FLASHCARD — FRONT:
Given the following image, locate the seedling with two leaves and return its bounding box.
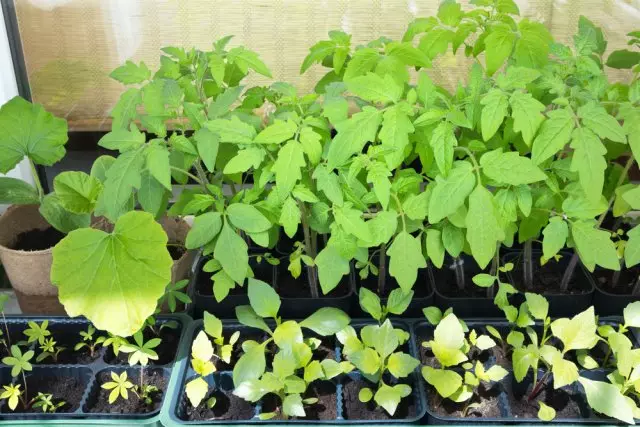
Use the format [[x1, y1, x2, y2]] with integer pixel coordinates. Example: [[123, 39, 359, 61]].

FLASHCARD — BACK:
[[337, 319, 420, 416], [231, 279, 351, 418], [358, 287, 414, 324], [185, 311, 240, 408], [421, 312, 508, 416]]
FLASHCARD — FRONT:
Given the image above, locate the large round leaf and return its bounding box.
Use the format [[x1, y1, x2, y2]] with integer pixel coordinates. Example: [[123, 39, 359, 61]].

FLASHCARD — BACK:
[[51, 211, 172, 336]]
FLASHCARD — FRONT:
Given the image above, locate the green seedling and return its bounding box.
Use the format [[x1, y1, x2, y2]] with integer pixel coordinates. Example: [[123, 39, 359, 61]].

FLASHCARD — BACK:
[[337, 319, 420, 416], [102, 333, 129, 357], [23, 321, 51, 346], [421, 313, 508, 416], [1, 345, 33, 410], [358, 287, 414, 323], [160, 279, 192, 313], [32, 392, 66, 413], [102, 371, 134, 404], [0, 384, 22, 411], [74, 325, 104, 358], [120, 331, 161, 404], [36, 337, 65, 363]]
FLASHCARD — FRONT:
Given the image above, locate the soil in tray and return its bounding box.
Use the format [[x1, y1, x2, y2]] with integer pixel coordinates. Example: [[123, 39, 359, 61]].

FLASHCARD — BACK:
[[10, 227, 65, 251], [261, 381, 337, 420], [104, 327, 180, 366], [184, 388, 255, 421], [40, 325, 102, 365], [427, 382, 502, 418], [0, 375, 85, 413], [509, 257, 587, 295], [433, 259, 495, 298], [342, 377, 417, 420], [507, 381, 584, 420], [595, 266, 640, 295], [214, 330, 266, 371], [275, 264, 349, 298], [88, 370, 166, 414], [167, 243, 186, 260]]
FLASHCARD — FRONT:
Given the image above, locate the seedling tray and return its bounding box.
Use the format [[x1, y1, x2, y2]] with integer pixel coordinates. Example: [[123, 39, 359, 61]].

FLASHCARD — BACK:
[[0, 314, 190, 426], [162, 319, 426, 425]]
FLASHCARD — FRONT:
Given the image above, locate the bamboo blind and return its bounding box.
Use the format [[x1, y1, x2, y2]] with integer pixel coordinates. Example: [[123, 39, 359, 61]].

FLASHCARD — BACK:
[[12, 0, 640, 132]]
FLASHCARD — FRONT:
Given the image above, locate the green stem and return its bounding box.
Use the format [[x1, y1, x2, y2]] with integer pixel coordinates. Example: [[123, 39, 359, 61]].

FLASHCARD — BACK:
[[299, 202, 319, 299], [378, 244, 387, 296], [29, 159, 44, 202], [170, 167, 204, 186], [391, 193, 406, 231], [454, 146, 482, 186]]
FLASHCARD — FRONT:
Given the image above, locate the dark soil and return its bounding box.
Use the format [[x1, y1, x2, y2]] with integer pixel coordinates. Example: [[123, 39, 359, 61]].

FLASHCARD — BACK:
[[214, 330, 265, 371], [595, 267, 640, 295], [196, 258, 272, 296], [342, 378, 416, 420], [314, 336, 336, 362], [10, 227, 65, 251], [39, 325, 101, 365], [427, 383, 502, 418], [88, 370, 166, 414], [184, 388, 255, 421], [167, 244, 186, 260], [275, 264, 349, 298], [103, 327, 180, 366], [510, 258, 587, 295], [507, 379, 585, 420], [433, 257, 495, 298], [261, 381, 337, 420], [0, 375, 85, 413]]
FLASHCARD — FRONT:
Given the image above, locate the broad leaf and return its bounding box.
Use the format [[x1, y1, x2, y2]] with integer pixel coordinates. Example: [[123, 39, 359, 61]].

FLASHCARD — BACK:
[[387, 231, 427, 292], [466, 186, 504, 269]]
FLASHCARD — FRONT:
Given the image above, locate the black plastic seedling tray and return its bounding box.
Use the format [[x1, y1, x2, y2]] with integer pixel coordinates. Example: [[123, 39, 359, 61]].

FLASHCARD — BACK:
[[162, 319, 426, 425], [0, 314, 190, 426]]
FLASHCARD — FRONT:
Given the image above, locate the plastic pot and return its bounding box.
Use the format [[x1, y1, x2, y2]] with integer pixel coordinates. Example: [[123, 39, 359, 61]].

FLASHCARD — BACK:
[[162, 319, 426, 425], [192, 258, 355, 320], [432, 255, 503, 317], [591, 267, 640, 316], [0, 314, 190, 426], [503, 251, 595, 318]]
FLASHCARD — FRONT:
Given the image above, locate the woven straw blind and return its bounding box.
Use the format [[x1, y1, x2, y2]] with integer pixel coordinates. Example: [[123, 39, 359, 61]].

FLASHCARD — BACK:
[[13, 0, 640, 132]]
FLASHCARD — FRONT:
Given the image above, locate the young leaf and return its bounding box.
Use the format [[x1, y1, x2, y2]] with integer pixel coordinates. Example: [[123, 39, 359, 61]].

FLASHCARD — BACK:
[[51, 211, 172, 336], [570, 128, 607, 202], [254, 120, 297, 145], [227, 203, 271, 233], [273, 141, 305, 200], [466, 186, 504, 269], [531, 109, 574, 165], [570, 221, 619, 272], [387, 231, 427, 292], [214, 221, 249, 284], [509, 91, 545, 145], [359, 288, 383, 321], [484, 26, 515, 76], [346, 73, 402, 104], [480, 89, 509, 141], [327, 107, 382, 169], [247, 278, 280, 319], [578, 377, 635, 424], [186, 212, 222, 249], [53, 171, 103, 214], [538, 401, 556, 421], [315, 246, 350, 295], [387, 289, 414, 315], [430, 121, 456, 176], [422, 366, 462, 398], [542, 217, 568, 260], [110, 60, 150, 84], [300, 307, 350, 336], [479, 149, 546, 186], [428, 161, 476, 223]]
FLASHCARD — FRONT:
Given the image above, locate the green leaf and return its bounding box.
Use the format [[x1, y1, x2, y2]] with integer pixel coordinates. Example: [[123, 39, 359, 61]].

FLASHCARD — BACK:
[[607, 49, 640, 69], [203, 311, 223, 339], [387, 352, 420, 378], [343, 48, 380, 80], [359, 387, 373, 403], [227, 203, 271, 233], [542, 217, 568, 259], [194, 128, 220, 173], [279, 197, 300, 238], [570, 128, 607, 203], [299, 127, 322, 165], [300, 307, 350, 336], [350, 347, 381, 374], [570, 221, 619, 271], [186, 377, 209, 408], [39, 194, 90, 233], [53, 171, 103, 214], [578, 102, 626, 143], [574, 16, 606, 56], [480, 149, 546, 185], [0, 177, 38, 204], [110, 60, 150, 84], [430, 121, 457, 176], [315, 246, 350, 295], [578, 377, 635, 424], [235, 305, 271, 333], [625, 226, 640, 268], [0, 97, 68, 173], [51, 211, 172, 336], [466, 186, 504, 269], [223, 146, 265, 175], [301, 40, 337, 73], [145, 144, 171, 190], [334, 205, 371, 242], [273, 321, 303, 349], [623, 301, 640, 328], [509, 91, 545, 145], [98, 148, 144, 221], [485, 26, 515, 76], [346, 73, 402, 104], [313, 166, 343, 206], [283, 393, 305, 417], [472, 274, 495, 288], [273, 141, 305, 200], [374, 384, 410, 416], [525, 292, 548, 320], [480, 89, 509, 141], [327, 107, 382, 169], [205, 116, 257, 144], [186, 212, 222, 249], [429, 161, 476, 223], [403, 192, 429, 221], [422, 366, 462, 398], [214, 221, 249, 284], [496, 67, 540, 91], [247, 278, 280, 319], [111, 89, 141, 130], [254, 119, 297, 145], [419, 28, 454, 59], [359, 288, 382, 321], [227, 46, 272, 77], [551, 307, 598, 352], [387, 231, 427, 292], [531, 109, 575, 165], [426, 229, 445, 268], [379, 105, 414, 169], [367, 162, 391, 210], [514, 20, 552, 69], [387, 289, 414, 315], [388, 42, 431, 67], [538, 401, 556, 421], [233, 342, 267, 387]]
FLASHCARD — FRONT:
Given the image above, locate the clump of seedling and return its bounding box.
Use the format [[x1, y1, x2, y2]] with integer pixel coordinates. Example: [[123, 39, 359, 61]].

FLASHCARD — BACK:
[[421, 312, 508, 416], [74, 325, 104, 358], [119, 331, 162, 404], [337, 319, 420, 416], [32, 392, 66, 413], [0, 345, 33, 410], [23, 321, 51, 346], [36, 338, 65, 363]]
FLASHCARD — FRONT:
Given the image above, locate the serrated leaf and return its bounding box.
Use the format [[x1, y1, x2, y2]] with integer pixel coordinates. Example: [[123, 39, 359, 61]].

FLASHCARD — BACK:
[[480, 149, 546, 185], [254, 119, 297, 144], [542, 217, 568, 259], [110, 60, 150, 84], [571, 221, 619, 272], [53, 171, 103, 214], [466, 186, 504, 269], [428, 161, 476, 223], [480, 89, 509, 141], [485, 26, 515, 76], [531, 109, 575, 165], [327, 107, 382, 169], [509, 91, 545, 145], [387, 231, 427, 292], [570, 128, 607, 203]]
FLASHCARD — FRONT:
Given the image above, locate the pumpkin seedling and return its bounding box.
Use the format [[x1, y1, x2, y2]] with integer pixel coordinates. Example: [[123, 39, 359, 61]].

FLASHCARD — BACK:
[[337, 319, 420, 416], [32, 392, 66, 413], [1, 345, 33, 410], [36, 337, 66, 363], [421, 312, 508, 416], [74, 325, 104, 358]]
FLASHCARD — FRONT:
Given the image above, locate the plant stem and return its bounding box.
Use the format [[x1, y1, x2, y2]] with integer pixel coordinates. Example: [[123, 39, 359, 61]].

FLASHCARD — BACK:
[[299, 202, 319, 299], [22, 371, 28, 403], [2, 312, 10, 348], [29, 159, 44, 202], [378, 244, 387, 296], [170, 167, 204, 186], [488, 246, 499, 298], [453, 257, 465, 290], [611, 259, 623, 288], [523, 239, 534, 290], [560, 156, 635, 290], [632, 276, 640, 296], [140, 366, 144, 390], [528, 370, 550, 401]]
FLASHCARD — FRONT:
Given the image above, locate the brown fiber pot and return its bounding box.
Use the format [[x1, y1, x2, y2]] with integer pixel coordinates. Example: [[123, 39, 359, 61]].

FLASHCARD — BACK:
[[0, 206, 195, 315]]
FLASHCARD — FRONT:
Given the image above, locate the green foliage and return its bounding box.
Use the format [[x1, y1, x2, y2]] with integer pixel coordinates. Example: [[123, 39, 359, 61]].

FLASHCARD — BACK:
[[74, 325, 105, 358], [102, 371, 134, 404], [32, 393, 66, 413]]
